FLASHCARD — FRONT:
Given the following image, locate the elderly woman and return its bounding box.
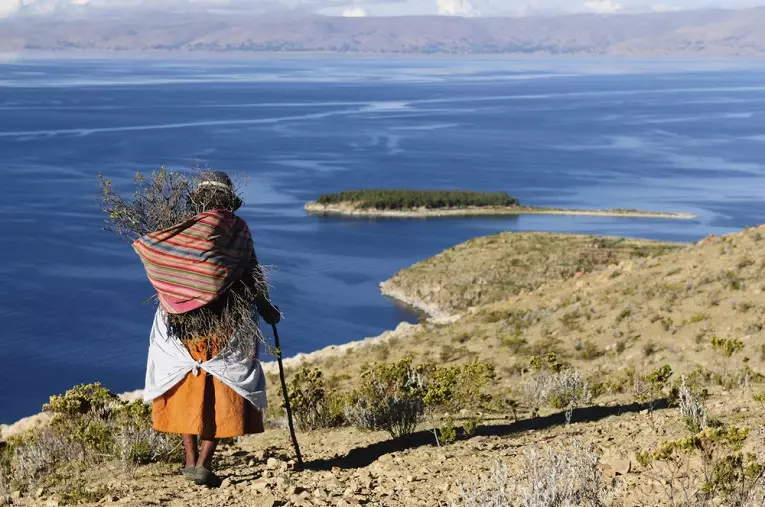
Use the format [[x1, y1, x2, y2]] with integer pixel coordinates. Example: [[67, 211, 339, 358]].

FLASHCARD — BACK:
[[135, 171, 280, 486]]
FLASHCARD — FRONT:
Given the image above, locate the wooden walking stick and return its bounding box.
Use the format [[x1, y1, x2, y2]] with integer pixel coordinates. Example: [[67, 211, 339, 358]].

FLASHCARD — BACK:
[[271, 323, 304, 471]]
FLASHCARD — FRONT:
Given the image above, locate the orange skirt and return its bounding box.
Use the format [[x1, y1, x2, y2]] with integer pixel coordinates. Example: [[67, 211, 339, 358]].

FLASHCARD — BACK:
[[152, 337, 264, 439]]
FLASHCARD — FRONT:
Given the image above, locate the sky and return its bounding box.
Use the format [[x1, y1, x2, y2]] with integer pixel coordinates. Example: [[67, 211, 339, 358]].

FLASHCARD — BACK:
[[0, 0, 760, 19]]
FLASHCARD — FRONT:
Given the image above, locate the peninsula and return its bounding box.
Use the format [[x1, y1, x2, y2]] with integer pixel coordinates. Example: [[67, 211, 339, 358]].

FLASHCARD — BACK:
[[305, 190, 696, 220]]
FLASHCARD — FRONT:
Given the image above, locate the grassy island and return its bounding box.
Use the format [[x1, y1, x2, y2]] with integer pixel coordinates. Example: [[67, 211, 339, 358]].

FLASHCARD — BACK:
[[307, 189, 696, 220], [316, 189, 519, 210]]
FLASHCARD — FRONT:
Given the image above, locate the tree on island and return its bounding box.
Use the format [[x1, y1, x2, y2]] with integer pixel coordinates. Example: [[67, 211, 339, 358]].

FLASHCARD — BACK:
[[316, 189, 519, 210]]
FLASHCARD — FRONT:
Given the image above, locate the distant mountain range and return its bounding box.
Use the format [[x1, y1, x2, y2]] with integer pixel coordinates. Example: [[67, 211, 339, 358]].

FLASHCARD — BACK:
[[1, 8, 765, 55]]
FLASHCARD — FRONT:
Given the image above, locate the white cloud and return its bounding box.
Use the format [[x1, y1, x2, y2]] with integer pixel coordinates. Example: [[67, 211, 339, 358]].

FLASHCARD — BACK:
[[0, 0, 22, 18], [0, 0, 759, 20], [342, 5, 367, 15], [583, 0, 623, 13], [437, 0, 476, 16], [651, 3, 682, 11]]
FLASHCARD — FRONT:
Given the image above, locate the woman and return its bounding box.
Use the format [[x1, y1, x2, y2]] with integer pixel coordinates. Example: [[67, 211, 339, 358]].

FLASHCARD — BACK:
[[136, 171, 280, 486]]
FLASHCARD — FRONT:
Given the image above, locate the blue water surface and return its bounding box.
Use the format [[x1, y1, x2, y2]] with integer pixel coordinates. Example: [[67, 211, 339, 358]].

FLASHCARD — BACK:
[[1, 55, 765, 422]]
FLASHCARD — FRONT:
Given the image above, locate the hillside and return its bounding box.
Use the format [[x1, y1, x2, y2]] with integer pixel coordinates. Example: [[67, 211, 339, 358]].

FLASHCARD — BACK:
[[2, 8, 765, 55], [5, 226, 765, 505], [381, 232, 682, 317]]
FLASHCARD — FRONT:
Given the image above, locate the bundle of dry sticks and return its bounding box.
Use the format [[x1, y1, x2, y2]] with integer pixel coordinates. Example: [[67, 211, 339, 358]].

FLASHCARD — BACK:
[[98, 167, 272, 357]]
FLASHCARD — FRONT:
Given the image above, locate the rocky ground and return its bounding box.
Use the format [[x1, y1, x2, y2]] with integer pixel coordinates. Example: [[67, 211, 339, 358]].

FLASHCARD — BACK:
[[13, 387, 763, 507]]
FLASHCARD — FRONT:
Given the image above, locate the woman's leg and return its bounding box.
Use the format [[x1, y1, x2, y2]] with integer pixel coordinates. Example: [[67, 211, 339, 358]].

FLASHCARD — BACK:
[[182, 434, 198, 468], [197, 439, 218, 470]]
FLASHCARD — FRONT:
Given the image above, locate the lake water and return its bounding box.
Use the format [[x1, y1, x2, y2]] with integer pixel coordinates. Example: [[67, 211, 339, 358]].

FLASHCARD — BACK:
[[2, 55, 765, 423]]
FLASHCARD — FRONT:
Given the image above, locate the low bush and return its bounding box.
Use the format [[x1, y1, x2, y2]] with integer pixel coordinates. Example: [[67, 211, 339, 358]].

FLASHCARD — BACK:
[[633, 364, 673, 413], [637, 427, 765, 506], [422, 360, 495, 414], [1, 383, 181, 497], [345, 358, 427, 438], [677, 376, 712, 434], [286, 367, 345, 431], [711, 336, 745, 382], [344, 358, 496, 440], [422, 360, 495, 444], [523, 354, 592, 423], [636, 372, 765, 506], [456, 441, 614, 507]]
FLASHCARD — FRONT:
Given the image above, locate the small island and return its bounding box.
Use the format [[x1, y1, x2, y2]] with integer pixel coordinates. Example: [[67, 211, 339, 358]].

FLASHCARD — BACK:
[[305, 189, 697, 220]]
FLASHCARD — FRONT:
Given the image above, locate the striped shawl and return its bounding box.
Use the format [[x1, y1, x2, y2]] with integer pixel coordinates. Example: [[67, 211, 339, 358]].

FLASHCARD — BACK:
[[133, 209, 254, 314]]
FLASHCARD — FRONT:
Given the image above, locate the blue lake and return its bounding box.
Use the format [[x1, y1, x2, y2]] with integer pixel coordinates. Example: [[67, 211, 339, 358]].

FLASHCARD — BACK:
[[1, 55, 764, 422]]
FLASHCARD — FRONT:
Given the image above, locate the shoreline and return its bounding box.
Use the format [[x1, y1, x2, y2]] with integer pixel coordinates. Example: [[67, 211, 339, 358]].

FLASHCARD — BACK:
[[259, 319, 421, 375], [304, 202, 697, 220], [379, 281, 458, 324]]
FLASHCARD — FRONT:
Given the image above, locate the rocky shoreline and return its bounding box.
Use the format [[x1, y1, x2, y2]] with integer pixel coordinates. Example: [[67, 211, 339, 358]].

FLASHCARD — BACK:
[[304, 202, 697, 220], [379, 280, 458, 324]]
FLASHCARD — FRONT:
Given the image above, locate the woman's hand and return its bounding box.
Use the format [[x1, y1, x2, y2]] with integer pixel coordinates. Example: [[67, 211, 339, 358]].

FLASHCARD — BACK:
[[261, 304, 281, 326]]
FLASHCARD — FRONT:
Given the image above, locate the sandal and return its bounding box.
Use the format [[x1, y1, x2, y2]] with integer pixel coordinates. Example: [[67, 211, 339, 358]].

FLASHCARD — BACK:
[[194, 466, 222, 487], [181, 466, 197, 481]]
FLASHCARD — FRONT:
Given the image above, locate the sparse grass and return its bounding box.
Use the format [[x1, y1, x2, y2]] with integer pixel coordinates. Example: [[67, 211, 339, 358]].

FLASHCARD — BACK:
[[456, 441, 613, 507], [576, 340, 604, 361], [643, 341, 659, 357], [383, 232, 680, 315], [501, 336, 527, 353]]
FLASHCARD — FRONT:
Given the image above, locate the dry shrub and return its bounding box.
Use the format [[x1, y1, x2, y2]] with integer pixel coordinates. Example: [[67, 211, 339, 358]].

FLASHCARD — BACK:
[[638, 379, 765, 506], [455, 441, 614, 506], [286, 367, 345, 431], [345, 358, 427, 438], [637, 427, 765, 506], [3, 383, 181, 496], [423, 360, 495, 442], [99, 168, 195, 240], [295, 359, 496, 442], [523, 354, 592, 423], [678, 376, 710, 434]]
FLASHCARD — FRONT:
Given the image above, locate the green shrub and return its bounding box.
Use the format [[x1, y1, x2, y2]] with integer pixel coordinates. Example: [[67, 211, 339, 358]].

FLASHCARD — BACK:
[[344, 358, 496, 440], [286, 367, 345, 431], [344, 358, 426, 438], [634, 365, 673, 413], [422, 360, 495, 414], [711, 336, 746, 383], [637, 427, 764, 505], [576, 340, 603, 360], [438, 418, 457, 445], [711, 336, 745, 358], [4, 383, 181, 497]]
